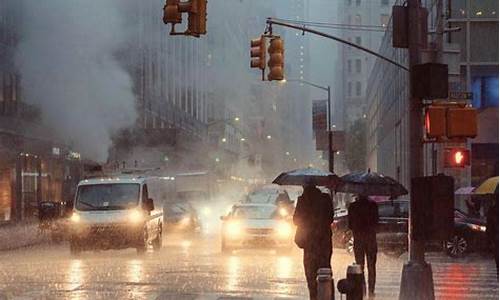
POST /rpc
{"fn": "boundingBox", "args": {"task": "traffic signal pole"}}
[327,85,333,174]
[399,0,435,299]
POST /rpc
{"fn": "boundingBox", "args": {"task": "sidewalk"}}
[0,222,48,251]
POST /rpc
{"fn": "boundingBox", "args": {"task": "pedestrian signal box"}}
[447,107,477,138]
[425,106,446,138]
[411,174,454,241]
[444,148,470,168]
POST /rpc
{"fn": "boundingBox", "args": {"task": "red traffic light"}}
[444,148,470,168]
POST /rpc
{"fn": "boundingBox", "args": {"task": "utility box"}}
[411,63,449,99]
[411,174,454,241]
[392,5,428,48]
[447,107,478,138]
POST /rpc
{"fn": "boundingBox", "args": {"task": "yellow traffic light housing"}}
[162,0,207,37]
[163,0,182,24]
[446,107,477,139]
[250,36,266,70]
[267,37,284,81]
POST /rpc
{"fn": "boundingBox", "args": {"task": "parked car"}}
[220,203,294,253]
[332,200,488,258]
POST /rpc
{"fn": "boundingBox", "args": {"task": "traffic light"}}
[187,0,207,37]
[267,37,284,81]
[162,0,207,37]
[163,0,182,24]
[250,36,266,70]
[424,106,446,138]
[447,107,477,138]
[444,148,470,168]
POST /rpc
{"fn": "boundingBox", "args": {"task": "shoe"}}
[368,291,376,299]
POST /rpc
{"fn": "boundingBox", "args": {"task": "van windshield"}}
[75,184,140,211]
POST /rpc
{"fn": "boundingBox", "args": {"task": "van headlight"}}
[225,221,242,239]
[70,212,80,223]
[129,209,143,224]
[276,222,293,239]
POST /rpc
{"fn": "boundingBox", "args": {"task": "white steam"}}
[16,0,136,161]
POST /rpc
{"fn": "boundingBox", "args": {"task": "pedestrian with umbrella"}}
[337,169,408,298]
[273,167,339,300]
[475,176,499,274]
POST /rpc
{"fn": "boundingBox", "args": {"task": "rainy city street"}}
[0,232,497,300]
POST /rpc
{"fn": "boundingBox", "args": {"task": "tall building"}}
[336,0,392,127]
[111,0,210,172]
[365,0,498,195]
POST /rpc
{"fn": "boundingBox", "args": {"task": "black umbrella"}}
[272,167,339,187]
[337,169,408,197]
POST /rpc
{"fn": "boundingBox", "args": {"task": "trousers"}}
[353,235,377,294]
[303,236,332,300]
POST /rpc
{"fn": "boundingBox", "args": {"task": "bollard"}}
[317,267,334,300]
[346,264,363,300]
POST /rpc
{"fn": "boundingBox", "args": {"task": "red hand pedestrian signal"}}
[444,148,470,168]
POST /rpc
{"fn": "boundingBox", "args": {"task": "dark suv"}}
[332,200,488,257]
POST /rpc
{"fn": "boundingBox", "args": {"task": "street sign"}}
[449,91,473,100]
[312,100,327,132]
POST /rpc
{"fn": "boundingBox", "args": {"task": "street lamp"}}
[281,78,334,173]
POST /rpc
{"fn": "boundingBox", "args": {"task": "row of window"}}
[346,0,389,6]
[347,59,362,73]
[347,81,363,97]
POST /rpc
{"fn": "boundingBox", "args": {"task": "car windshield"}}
[232,206,277,219]
[75,184,140,211]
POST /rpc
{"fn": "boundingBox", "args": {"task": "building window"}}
[472,75,499,108]
[355,59,362,73]
[347,60,352,73]
[381,0,389,5]
[348,82,352,97]
[356,81,362,96]
[347,0,352,5]
[356,0,361,6]
[355,36,362,46]
[381,14,389,27]
[354,14,362,25]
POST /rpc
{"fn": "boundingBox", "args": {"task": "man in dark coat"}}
[348,195,379,298]
[486,197,498,274]
[293,185,333,300]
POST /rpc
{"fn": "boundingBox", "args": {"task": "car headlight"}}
[129,209,143,224]
[468,223,486,232]
[70,212,80,223]
[278,207,289,217]
[225,221,242,238]
[276,222,293,239]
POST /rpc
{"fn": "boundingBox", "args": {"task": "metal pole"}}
[327,86,333,173]
[399,0,435,299]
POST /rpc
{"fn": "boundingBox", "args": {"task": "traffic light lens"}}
[454,151,464,164]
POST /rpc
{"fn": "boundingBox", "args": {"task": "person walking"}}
[486,197,498,275]
[348,195,379,298]
[293,184,333,300]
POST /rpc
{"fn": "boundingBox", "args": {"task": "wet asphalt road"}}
[0,233,497,300]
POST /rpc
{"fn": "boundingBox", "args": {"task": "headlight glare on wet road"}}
[276,222,293,238]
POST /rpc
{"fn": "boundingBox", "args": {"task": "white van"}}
[68,176,164,254]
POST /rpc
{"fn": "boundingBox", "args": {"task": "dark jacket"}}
[487,200,498,248]
[293,186,333,248]
[348,198,379,240]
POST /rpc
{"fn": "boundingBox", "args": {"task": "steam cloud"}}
[16,0,136,162]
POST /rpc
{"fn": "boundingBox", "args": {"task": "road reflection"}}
[67,259,84,300]
[226,255,241,291]
[127,259,145,298]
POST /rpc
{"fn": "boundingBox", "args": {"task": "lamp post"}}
[281,79,333,173]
